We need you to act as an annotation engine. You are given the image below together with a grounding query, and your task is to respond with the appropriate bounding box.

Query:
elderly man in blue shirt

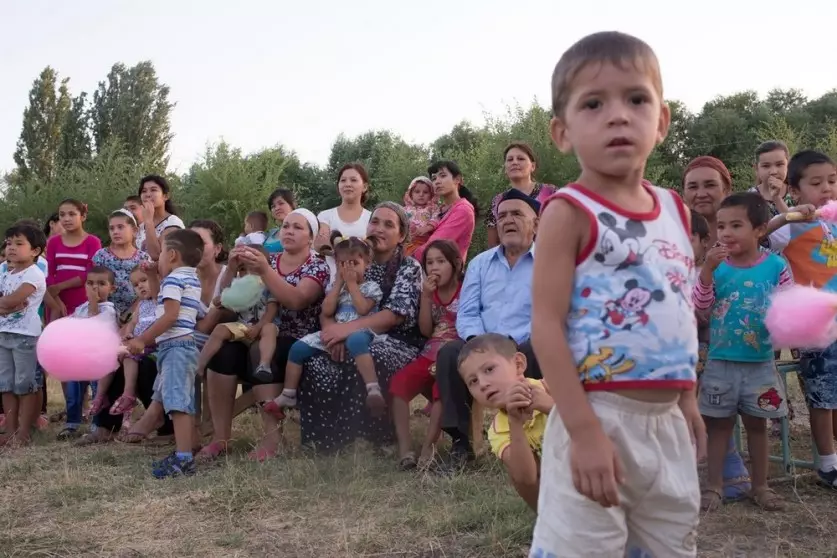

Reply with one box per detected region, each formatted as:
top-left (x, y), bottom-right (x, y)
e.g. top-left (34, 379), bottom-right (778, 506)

top-left (435, 188), bottom-right (543, 465)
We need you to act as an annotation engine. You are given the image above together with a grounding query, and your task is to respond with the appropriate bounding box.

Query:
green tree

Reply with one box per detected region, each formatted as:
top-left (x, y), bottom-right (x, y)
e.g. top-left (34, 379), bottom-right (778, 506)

top-left (57, 92), bottom-right (92, 167)
top-left (13, 67), bottom-right (72, 184)
top-left (91, 61), bottom-right (173, 169)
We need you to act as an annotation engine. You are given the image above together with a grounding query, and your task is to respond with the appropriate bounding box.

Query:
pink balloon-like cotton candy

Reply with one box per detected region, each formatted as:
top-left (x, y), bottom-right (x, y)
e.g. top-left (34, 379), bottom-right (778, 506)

top-left (36, 316), bottom-right (122, 381)
top-left (818, 201), bottom-right (837, 223)
top-left (766, 285), bottom-right (837, 349)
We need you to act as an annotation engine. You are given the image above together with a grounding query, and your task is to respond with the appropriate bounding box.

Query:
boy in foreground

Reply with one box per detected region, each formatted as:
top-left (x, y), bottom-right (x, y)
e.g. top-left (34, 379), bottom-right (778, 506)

top-left (458, 333), bottom-right (552, 510)
top-left (530, 31), bottom-right (704, 557)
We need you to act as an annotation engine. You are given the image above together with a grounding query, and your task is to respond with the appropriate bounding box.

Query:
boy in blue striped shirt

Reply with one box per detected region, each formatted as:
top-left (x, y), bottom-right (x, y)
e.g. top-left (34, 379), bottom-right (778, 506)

top-left (127, 229), bottom-right (204, 478)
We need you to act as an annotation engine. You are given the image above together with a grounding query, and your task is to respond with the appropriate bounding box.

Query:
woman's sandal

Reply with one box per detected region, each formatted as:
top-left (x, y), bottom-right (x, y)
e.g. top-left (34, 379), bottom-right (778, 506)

top-left (109, 395), bottom-right (138, 416)
top-left (259, 400), bottom-right (286, 421)
top-left (196, 441), bottom-right (228, 462)
top-left (750, 487), bottom-right (786, 511)
top-left (56, 427), bottom-right (81, 441)
top-left (398, 453), bottom-right (418, 471)
top-left (700, 488), bottom-right (723, 512)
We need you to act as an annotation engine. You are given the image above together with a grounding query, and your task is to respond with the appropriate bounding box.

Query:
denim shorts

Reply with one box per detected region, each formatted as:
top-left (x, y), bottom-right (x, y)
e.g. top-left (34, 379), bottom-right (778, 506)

top-left (800, 342), bottom-right (837, 409)
top-left (152, 337), bottom-right (199, 415)
top-left (699, 359), bottom-right (788, 419)
top-left (0, 332), bottom-right (41, 395)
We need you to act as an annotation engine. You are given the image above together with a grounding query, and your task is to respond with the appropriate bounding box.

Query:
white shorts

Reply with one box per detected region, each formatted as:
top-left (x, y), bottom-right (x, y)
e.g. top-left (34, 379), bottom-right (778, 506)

top-left (530, 392), bottom-right (700, 558)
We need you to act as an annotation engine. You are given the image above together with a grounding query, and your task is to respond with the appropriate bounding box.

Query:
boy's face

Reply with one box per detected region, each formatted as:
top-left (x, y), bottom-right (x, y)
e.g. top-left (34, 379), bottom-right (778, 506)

top-left (690, 233), bottom-right (708, 264)
top-left (756, 149), bottom-right (788, 185)
top-left (550, 61), bottom-right (670, 180)
top-left (86, 272), bottom-right (114, 302)
top-left (717, 206), bottom-right (762, 257)
top-left (795, 163), bottom-right (837, 208)
top-left (459, 349), bottom-right (527, 408)
top-left (244, 219), bottom-right (255, 235)
top-left (5, 235), bottom-right (38, 265)
top-left (159, 240), bottom-right (180, 277)
top-left (124, 201), bottom-right (143, 224)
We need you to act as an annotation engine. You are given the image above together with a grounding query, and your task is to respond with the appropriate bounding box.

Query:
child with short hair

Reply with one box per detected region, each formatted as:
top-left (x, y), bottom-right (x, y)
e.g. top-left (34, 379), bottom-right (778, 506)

top-left (530, 32), bottom-right (704, 557)
top-left (693, 193), bottom-right (790, 511)
top-left (751, 140), bottom-right (791, 217)
top-left (0, 224), bottom-right (47, 447)
top-left (235, 211), bottom-right (269, 246)
top-left (126, 228), bottom-right (204, 478)
top-left (108, 266), bottom-right (158, 419)
top-left (264, 234), bottom-right (384, 415)
top-left (458, 333), bottom-right (552, 510)
top-left (391, 239), bottom-right (462, 469)
top-left (198, 245), bottom-right (279, 380)
top-left (765, 149), bottom-right (837, 488)
top-left (403, 177), bottom-right (439, 257)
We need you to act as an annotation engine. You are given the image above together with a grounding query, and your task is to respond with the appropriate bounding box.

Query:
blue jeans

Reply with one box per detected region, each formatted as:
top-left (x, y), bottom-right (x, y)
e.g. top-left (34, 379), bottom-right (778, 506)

top-left (65, 381), bottom-right (97, 428)
top-left (288, 330), bottom-right (373, 364)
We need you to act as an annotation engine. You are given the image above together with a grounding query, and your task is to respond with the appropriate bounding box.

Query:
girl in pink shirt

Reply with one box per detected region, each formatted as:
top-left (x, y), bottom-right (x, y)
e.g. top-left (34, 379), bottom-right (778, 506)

top-left (414, 160), bottom-right (478, 263)
top-left (46, 199), bottom-right (102, 318)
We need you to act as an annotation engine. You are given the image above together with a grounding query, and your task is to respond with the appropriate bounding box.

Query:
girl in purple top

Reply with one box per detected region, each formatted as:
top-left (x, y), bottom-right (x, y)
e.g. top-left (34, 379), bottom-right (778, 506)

top-left (486, 142), bottom-right (556, 248)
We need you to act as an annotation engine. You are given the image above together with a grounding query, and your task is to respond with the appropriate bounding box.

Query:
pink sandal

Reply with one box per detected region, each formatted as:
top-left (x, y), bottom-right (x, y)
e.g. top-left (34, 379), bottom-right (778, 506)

top-left (109, 394), bottom-right (138, 416)
top-left (259, 400), bottom-right (286, 421)
top-left (86, 396), bottom-right (109, 417)
top-left (196, 441), bottom-right (228, 461)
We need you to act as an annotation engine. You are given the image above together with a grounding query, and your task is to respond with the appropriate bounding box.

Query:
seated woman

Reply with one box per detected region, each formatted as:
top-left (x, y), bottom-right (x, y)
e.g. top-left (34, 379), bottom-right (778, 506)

top-left (199, 208), bottom-right (330, 461)
top-left (299, 202), bottom-right (424, 452)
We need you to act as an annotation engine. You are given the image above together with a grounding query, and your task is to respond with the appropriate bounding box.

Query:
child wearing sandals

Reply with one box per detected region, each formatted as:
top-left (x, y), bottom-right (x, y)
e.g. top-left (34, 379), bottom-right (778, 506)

top-left (94, 265), bottom-right (158, 421)
top-left (693, 193), bottom-right (790, 512)
top-left (125, 229), bottom-right (203, 478)
top-left (458, 334), bottom-right (553, 511)
top-left (263, 234), bottom-right (385, 416)
top-left (197, 245), bottom-right (279, 380)
top-left (391, 239), bottom-right (462, 469)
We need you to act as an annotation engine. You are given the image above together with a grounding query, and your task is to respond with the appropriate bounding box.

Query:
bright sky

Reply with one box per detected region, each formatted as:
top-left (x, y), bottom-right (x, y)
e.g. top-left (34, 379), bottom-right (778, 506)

top-left (2, 0), bottom-right (835, 175)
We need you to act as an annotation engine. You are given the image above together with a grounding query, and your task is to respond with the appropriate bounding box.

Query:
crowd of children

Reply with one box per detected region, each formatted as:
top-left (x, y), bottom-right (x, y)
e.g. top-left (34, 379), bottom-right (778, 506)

top-left (2, 28), bottom-right (837, 555)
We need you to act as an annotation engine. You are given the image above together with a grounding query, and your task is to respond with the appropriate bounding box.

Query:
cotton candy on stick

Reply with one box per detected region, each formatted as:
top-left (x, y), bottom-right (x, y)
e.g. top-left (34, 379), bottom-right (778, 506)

top-left (785, 200), bottom-right (837, 222)
top-left (36, 315), bottom-right (123, 381)
top-left (220, 274), bottom-right (264, 312)
top-left (765, 285), bottom-right (837, 349)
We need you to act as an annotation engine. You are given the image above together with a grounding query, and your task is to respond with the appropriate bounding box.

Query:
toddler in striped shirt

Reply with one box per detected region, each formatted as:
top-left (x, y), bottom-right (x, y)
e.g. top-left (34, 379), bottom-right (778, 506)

top-left (127, 229), bottom-right (204, 479)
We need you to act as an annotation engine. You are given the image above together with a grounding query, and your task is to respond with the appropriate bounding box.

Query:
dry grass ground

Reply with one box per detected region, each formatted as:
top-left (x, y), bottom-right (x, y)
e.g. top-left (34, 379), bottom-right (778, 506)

top-left (1, 374), bottom-right (836, 558)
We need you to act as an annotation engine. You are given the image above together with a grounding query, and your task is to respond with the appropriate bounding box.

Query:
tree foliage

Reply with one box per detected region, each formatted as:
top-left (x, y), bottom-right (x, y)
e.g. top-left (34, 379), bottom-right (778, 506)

top-left (5, 83), bottom-right (837, 254)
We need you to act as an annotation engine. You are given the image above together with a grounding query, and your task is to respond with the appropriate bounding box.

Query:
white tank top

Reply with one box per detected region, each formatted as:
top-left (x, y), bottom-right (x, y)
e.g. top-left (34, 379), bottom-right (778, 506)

top-left (548, 182), bottom-right (698, 391)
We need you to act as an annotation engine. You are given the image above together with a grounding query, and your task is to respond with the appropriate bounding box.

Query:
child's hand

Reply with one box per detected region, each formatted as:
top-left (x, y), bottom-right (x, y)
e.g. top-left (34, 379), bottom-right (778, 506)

top-left (140, 260), bottom-right (158, 275)
top-left (47, 285), bottom-right (62, 296)
top-left (528, 382), bottom-right (554, 414)
top-left (53, 300), bottom-right (67, 319)
top-left (126, 338), bottom-right (145, 355)
top-left (340, 262), bottom-right (359, 285)
top-left (766, 176), bottom-right (784, 199)
top-left (211, 296), bottom-right (222, 309)
top-left (86, 284), bottom-right (98, 303)
top-left (422, 274), bottom-right (438, 297)
top-left (704, 244), bottom-right (728, 271)
top-left (504, 380), bottom-right (534, 422)
top-left (792, 203), bottom-right (817, 220)
top-left (245, 323), bottom-right (262, 340)
top-left (416, 224), bottom-right (435, 237)
top-left (570, 426), bottom-right (625, 508)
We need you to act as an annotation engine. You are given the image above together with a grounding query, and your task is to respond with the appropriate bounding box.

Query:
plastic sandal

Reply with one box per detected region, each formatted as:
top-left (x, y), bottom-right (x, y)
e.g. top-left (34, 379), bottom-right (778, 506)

top-left (259, 400), bottom-right (286, 421)
top-left (398, 453), bottom-right (418, 471)
top-left (700, 488), bottom-right (723, 512)
top-left (109, 394), bottom-right (138, 416)
top-left (196, 441), bottom-right (228, 461)
top-left (86, 396), bottom-right (109, 417)
top-left (750, 487), bottom-right (786, 511)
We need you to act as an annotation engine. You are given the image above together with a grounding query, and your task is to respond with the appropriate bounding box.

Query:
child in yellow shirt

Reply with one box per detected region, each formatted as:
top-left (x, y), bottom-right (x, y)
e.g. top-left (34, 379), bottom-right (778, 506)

top-left (458, 333), bottom-right (553, 510)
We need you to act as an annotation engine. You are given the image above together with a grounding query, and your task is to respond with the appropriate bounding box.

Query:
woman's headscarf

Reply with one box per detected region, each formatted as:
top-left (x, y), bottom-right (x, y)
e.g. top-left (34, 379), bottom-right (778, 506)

top-left (288, 208), bottom-right (319, 239)
top-left (403, 176), bottom-right (435, 207)
top-left (371, 201), bottom-right (410, 304)
top-left (682, 156), bottom-right (733, 193)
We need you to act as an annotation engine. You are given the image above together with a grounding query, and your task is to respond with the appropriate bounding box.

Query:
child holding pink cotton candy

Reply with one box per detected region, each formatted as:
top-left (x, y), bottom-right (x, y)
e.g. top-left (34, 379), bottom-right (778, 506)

top-left (764, 149), bottom-right (837, 489)
top-left (403, 176), bottom-right (439, 258)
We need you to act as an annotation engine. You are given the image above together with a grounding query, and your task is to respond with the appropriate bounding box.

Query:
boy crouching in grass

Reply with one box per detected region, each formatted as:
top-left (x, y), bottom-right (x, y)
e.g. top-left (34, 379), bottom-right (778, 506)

top-left (457, 333), bottom-right (552, 510)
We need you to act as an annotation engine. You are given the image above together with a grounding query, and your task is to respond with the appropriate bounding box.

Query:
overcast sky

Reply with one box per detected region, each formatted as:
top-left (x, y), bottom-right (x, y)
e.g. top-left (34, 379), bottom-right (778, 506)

top-left (2, 0), bottom-right (835, 175)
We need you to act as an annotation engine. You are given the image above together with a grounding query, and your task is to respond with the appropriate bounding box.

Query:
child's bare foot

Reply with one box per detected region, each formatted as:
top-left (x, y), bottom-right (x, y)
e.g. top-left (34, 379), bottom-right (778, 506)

top-left (365, 383), bottom-right (386, 417)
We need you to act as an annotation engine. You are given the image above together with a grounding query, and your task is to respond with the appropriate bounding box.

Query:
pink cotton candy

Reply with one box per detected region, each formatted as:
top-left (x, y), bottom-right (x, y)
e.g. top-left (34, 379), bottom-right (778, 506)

top-left (766, 285), bottom-right (837, 349)
top-left (37, 316), bottom-right (122, 381)
top-left (818, 201), bottom-right (837, 222)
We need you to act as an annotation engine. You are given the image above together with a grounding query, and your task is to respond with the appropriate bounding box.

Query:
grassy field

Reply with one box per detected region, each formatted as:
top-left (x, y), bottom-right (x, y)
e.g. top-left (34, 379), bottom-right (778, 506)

top-left (1, 378), bottom-right (837, 558)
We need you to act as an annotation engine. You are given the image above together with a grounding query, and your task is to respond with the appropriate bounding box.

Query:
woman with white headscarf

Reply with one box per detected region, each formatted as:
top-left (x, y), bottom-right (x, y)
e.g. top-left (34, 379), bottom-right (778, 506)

top-left (199, 208), bottom-right (331, 462)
